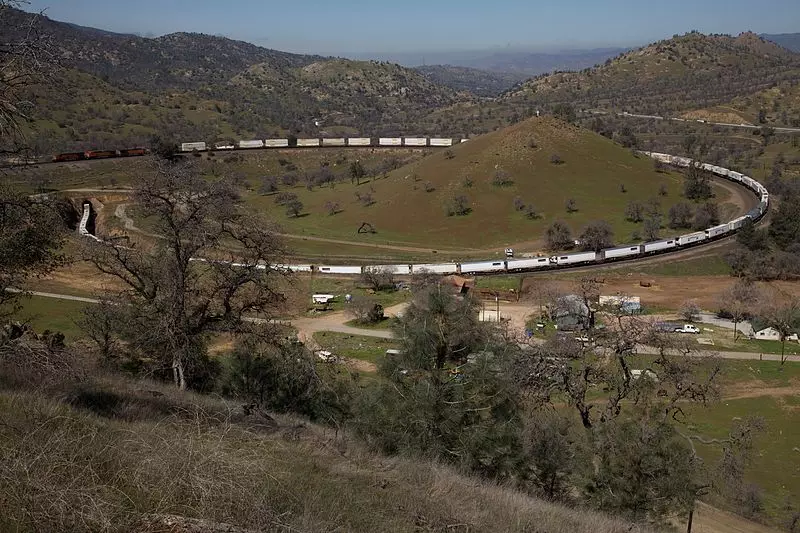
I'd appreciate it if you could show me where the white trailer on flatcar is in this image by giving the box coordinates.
[371,264,412,275]
[264,139,290,148]
[414,263,458,274]
[460,260,506,274]
[429,138,453,147]
[276,264,313,273]
[214,142,235,150]
[506,257,550,271]
[316,265,362,274]
[677,231,707,246]
[347,138,372,146]
[643,239,677,253]
[550,252,597,265]
[403,137,427,147]
[322,138,346,147]
[378,137,402,146]
[180,142,206,152]
[296,138,321,147]
[238,139,264,149]
[705,224,730,238]
[728,216,749,231]
[602,245,642,260]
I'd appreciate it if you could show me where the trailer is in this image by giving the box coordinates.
[403,137,427,147]
[429,138,453,147]
[264,139,289,148]
[506,257,550,271]
[180,142,206,152]
[728,216,749,231]
[413,263,458,274]
[550,252,597,265]
[347,137,372,146]
[214,142,235,150]
[705,224,729,238]
[677,231,707,246]
[322,138,346,147]
[602,245,642,260]
[316,265,362,274]
[296,138,321,147]
[372,264,412,275]
[378,137,402,146]
[459,260,506,274]
[642,239,677,253]
[238,139,264,149]
[276,264,313,273]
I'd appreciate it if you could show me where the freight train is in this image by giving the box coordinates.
[77,152,768,276]
[178,136,460,153]
[53,148,148,162]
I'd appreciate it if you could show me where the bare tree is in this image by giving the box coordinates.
[346,295,384,325]
[324,200,340,216]
[0,185,66,318]
[565,198,578,213]
[578,220,614,252]
[545,220,573,251]
[625,201,644,222]
[679,300,701,322]
[82,160,287,389]
[360,266,395,292]
[285,198,303,217]
[718,280,760,340]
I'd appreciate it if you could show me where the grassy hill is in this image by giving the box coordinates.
[680,81,800,127]
[414,65,528,96]
[0,374,651,533]
[503,32,800,116]
[242,117,733,255]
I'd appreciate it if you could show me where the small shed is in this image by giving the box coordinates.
[599,295,642,314]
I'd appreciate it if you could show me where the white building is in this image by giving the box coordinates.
[754,327,799,342]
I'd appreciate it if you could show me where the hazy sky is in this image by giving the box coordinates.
[24,0,800,55]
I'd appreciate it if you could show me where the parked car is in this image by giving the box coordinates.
[674,324,700,334]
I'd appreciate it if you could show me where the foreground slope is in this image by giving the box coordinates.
[248,117,727,252]
[0,378,648,533]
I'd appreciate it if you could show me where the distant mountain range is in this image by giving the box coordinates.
[357,47,631,76]
[4,4,799,152]
[760,32,800,52]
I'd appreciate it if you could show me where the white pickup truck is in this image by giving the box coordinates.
[674,324,700,334]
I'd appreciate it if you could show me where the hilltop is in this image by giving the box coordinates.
[504,32,800,116]
[414,65,528,96]
[238,116,742,255]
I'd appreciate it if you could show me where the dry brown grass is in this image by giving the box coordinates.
[0,375,655,533]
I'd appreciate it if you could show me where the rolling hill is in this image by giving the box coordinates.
[503,32,800,116]
[761,32,800,52]
[3,7,470,152]
[239,117,741,256]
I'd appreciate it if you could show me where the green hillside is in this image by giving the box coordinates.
[243,117,732,255]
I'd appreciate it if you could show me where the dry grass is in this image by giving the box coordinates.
[0,374,654,533]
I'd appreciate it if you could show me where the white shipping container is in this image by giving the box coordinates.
[347,137,372,146]
[264,139,290,148]
[643,240,677,253]
[677,232,707,246]
[603,246,642,260]
[276,263,312,273]
[429,138,453,147]
[460,139,469,143]
[705,224,729,238]
[727,171,743,182]
[214,143,235,150]
[459,261,506,274]
[506,257,550,271]
[180,142,206,152]
[414,263,458,274]
[322,138,346,147]
[403,137,427,146]
[379,137,402,146]
[316,265,362,274]
[238,139,264,149]
[296,138,321,147]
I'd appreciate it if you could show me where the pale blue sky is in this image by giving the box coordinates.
[24,0,800,55]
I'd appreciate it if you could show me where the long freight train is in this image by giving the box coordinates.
[76,152,768,276]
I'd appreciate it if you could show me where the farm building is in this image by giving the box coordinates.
[552,294,594,331]
[753,327,799,342]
